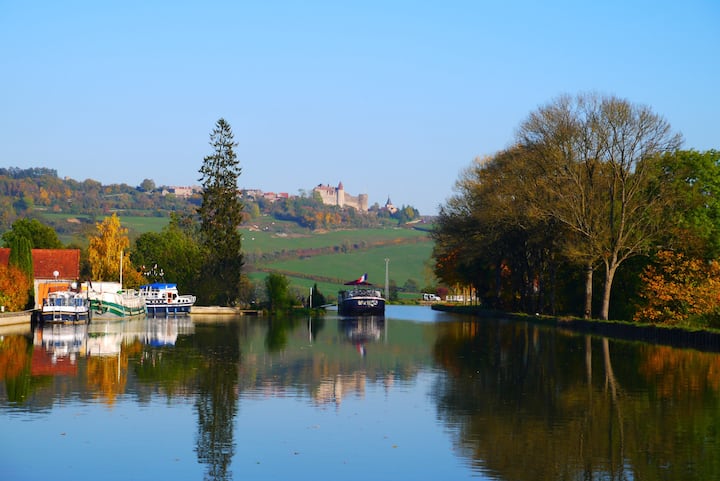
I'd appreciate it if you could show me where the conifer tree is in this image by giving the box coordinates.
[198,118,244,305]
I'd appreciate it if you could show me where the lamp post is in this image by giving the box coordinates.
[384,258,389,300]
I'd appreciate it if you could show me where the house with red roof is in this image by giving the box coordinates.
[0,248,81,309]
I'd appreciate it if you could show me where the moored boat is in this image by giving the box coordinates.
[139,283,196,316]
[338,273,386,316]
[41,290,90,324]
[85,281,146,320]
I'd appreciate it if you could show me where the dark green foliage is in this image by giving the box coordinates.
[310,283,326,307]
[2,218,63,249]
[197,118,244,305]
[8,235,33,279]
[265,272,291,311]
[131,214,203,295]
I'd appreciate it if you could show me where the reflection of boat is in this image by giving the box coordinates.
[31,322,88,375]
[139,283,196,316]
[338,273,385,316]
[85,281,146,319]
[144,316,180,346]
[41,290,90,323]
[86,319,126,356]
[339,316,384,343]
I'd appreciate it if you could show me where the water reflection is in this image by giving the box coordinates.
[0,309,719,480]
[431,319,720,480]
[339,316,385,356]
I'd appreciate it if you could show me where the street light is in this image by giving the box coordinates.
[384,258,389,300]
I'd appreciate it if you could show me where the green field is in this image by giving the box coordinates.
[241,225,429,255]
[40,212,171,244]
[259,242,433,286]
[245,233,435,303]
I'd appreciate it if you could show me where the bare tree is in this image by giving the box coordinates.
[517,93,682,319]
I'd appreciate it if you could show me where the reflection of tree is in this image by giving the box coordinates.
[194,322,240,481]
[432,319,720,480]
[86,349,130,406]
[0,334,32,402]
[265,316,301,353]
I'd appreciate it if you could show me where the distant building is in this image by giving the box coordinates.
[313,182,368,211]
[384,197,398,215]
[161,186,200,198]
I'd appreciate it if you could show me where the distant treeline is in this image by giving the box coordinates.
[0,167,421,236]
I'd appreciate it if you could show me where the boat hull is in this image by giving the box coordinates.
[90,299,146,319]
[146,301,194,316]
[41,309,90,324]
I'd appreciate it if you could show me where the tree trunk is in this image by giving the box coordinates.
[584,262,593,319]
[600,262,618,321]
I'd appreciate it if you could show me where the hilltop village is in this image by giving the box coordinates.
[165,181,398,214]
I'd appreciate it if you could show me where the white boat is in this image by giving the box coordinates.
[139,283,196,316]
[41,290,90,323]
[85,281,146,320]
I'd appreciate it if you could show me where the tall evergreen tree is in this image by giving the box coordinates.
[198,118,244,305]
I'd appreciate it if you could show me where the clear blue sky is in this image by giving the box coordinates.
[1,1,718,215]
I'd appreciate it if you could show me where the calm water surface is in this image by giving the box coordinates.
[1,305,719,480]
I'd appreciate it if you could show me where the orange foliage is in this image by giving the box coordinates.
[86,352,129,406]
[634,250,720,324]
[639,345,720,396]
[0,335,30,380]
[0,264,31,311]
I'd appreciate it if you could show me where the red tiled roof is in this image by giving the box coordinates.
[0,248,80,279]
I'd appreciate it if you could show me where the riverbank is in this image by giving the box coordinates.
[0,310,32,327]
[190,306,262,315]
[432,304,720,353]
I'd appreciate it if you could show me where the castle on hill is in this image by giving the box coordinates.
[313,182,368,211]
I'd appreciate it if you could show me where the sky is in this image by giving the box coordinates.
[1,1,718,215]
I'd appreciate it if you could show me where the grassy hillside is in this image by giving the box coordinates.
[242,225,436,301]
[41,212,170,245]
[242,224,429,254]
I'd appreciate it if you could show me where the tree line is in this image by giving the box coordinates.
[432,92,720,327]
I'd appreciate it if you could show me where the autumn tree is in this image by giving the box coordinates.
[197,118,244,305]
[516,93,682,319]
[88,214,144,288]
[0,264,30,311]
[634,250,720,326]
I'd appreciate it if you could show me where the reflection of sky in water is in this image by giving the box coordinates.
[1,371,481,481]
[2,399,204,481]
[234,371,476,481]
[385,304,462,323]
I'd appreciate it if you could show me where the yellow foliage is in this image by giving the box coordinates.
[88,214,144,287]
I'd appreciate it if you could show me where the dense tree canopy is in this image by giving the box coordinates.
[434,93,688,321]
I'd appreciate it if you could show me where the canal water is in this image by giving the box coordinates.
[1,305,719,480]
